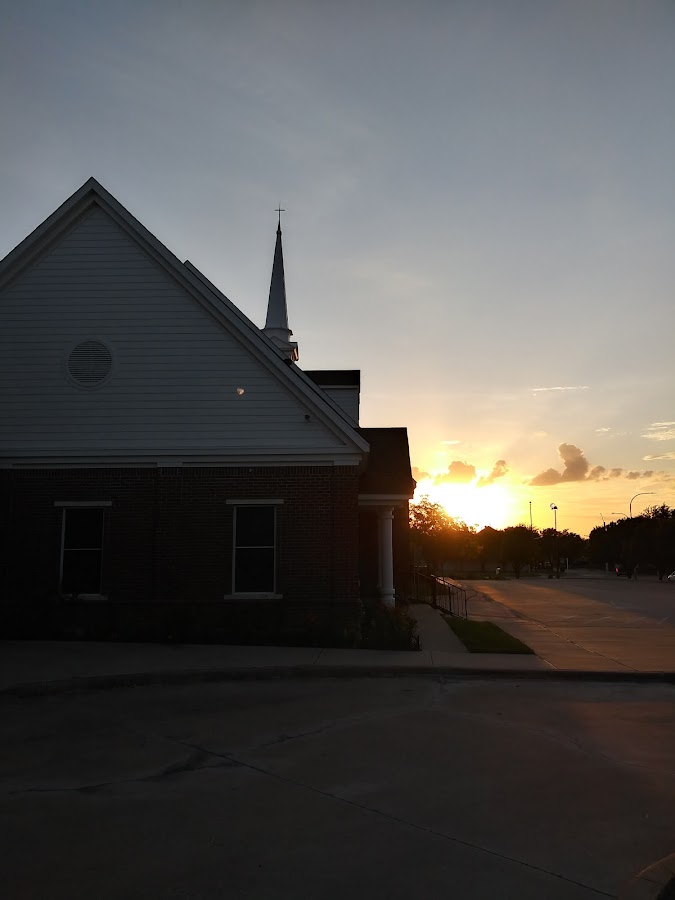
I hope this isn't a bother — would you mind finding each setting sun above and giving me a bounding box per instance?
[414,478,518,531]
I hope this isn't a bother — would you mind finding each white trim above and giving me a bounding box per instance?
[54,500,113,507]
[2,455,364,469]
[359,494,411,508]
[226,499,284,506]
[59,505,106,596]
[359,493,411,501]
[59,508,66,590]
[232,504,277,595]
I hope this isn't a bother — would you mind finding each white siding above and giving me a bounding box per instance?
[321,387,360,425]
[0,206,349,457]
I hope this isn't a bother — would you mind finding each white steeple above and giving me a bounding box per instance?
[263,209,298,362]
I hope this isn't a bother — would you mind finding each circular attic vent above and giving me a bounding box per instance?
[67,340,113,386]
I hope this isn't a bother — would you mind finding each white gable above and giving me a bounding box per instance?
[0,203,363,464]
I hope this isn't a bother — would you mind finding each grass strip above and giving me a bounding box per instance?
[444,616,534,654]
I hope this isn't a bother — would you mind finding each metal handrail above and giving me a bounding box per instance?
[410,568,471,619]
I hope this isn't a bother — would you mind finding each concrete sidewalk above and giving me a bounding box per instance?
[467,583,675,673]
[1,599,673,696]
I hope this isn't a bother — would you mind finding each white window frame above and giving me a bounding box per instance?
[56,502,110,600]
[224,500,283,600]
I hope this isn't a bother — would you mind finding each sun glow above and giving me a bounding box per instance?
[414,478,517,531]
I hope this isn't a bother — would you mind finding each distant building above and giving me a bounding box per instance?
[0,179,414,642]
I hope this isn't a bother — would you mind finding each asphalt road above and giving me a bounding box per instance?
[3,678,675,899]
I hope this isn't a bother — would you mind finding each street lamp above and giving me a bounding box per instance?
[550,503,559,577]
[550,503,558,531]
[629,492,654,517]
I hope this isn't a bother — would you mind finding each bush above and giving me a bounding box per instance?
[360,602,420,651]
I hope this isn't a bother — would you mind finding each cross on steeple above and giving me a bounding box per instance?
[275,206,285,230]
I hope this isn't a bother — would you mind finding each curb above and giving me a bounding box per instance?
[619,853,675,900]
[2,665,675,697]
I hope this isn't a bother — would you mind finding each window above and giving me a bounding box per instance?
[233,506,276,593]
[60,507,105,595]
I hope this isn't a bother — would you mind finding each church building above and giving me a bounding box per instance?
[0,179,414,643]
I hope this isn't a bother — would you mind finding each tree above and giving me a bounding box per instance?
[634,505,675,579]
[445,519,478,573]
[589,509,674,578]
[409,496,452,538]
[409,496,477,573]
[409,496,452,570]
[537,528,583,575]
[502,525,536,578]
[476,526,502,573]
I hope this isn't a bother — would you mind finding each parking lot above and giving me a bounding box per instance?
[3,677,675,899]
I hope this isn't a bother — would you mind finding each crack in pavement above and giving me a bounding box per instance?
[138,734,615,898]
[2,723,634,897]
[5,750,241,797]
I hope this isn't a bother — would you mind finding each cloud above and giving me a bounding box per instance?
[532,443,592,484]
[531,385,589,393]
[477,459,508,487]
[436,461,477,483]
[642,422,675,442]
[530,443,655,486]
[595,427,611,433]
[441,440,460,445]
[644,452,675,461]
[530,467,564,486]
[414,458,511,488]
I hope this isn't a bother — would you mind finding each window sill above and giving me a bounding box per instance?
[62,593,109,603]
[222,593,283,601]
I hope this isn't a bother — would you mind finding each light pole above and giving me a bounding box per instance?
[550,503,558,577]
[629,492,654,518]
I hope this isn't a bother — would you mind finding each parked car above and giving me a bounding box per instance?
[615,565,628,577]
[668,571,675,582]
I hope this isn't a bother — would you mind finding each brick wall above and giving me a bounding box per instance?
[0,466,361,642]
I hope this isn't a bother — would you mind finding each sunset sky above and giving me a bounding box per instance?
[2,1,674,536]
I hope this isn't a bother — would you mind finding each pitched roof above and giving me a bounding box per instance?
[0,177,369,458]
[358,428,416,497]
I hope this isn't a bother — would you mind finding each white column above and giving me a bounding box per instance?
[378,507,395,608]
